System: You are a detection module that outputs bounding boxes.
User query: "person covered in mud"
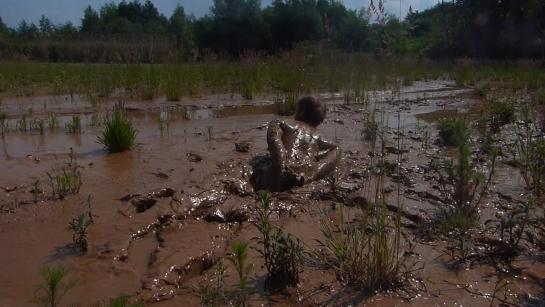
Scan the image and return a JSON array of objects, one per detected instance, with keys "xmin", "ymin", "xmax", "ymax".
[{"xmin": 252, "ymin": 96, "xmax": 341, "ymax": 192}]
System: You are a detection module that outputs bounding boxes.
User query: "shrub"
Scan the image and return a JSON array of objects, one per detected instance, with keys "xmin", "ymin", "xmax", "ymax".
[
  {"xmin": 98, "ymin": 103, "xmax": 137, "ymax": 153},
  {"xmin": 437, "ymin": 117, "xmax": 470, "ymax": 146}
]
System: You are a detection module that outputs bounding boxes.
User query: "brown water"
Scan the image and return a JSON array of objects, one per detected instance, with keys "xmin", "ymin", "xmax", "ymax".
[{"xmin": 0, "ymin": 80, "xmax": 542, "ymax": 306}]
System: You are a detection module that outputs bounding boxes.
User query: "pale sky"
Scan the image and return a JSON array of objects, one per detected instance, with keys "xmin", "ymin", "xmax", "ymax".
[{"xmin": 0, "ymin": 0, "xmax": 438, "ymax": 28}]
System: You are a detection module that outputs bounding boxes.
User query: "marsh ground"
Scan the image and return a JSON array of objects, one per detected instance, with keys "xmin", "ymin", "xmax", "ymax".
[{"xmin": 0, "ymin": 79, "xmax": 544, "ymax": 306}]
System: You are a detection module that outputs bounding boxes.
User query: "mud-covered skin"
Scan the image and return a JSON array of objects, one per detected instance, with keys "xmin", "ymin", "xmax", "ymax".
[{"xmin": 264, "ymin": 119, "xmax": 340, "ymax": 191}]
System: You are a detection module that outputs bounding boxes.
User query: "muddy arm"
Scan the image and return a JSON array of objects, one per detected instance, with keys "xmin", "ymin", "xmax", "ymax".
[
  {"xmin": 267, "ymin": 120, "xmax": 287, "ymax": 170},
  {"xmin": 310, "ymin": 145, "xmax": 341, "ymax": 182}
]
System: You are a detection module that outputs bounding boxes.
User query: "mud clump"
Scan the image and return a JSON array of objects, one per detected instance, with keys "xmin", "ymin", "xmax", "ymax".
[
  {"xmin": 187, "ymin": 152, "xmax": 203, "ymax": 162},
  {"xmin": 235, "ymin": 141, "xmax": 251, "ymax": 153},
  {"xmin": 132, "ymin": 197, "xmax": 157, "ymax": 213}
]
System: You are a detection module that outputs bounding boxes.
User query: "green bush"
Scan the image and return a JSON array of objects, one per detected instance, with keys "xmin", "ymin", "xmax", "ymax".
[
  {"xmin": 98, "ymin": 103, "xmax": 137, "ymax": 153},
  {"xmin": 489, "ymin": 101, "xmax": 515, "ymax": 133},
  {"xmin": 437, "ymin": 117, "xmax": 469, "ymax": 146}
]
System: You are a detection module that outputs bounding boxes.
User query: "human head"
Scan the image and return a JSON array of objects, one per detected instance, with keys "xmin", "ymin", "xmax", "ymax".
[{"xmin": 294, "ymin": 96, "xmax": 326, "ymax": 127}]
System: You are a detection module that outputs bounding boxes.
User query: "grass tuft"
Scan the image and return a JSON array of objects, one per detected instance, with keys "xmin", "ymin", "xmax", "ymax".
[{"xmin": 98, "ymin": 103, "xmax": 137, "ymax": 153}]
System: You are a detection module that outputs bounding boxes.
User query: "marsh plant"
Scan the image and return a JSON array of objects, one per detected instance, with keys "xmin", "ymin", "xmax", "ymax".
[
  {"xmin": 487, "ymin": 100, "xmax": 515, "ymax": 133},
  {"xmin": 317, "ymin": 200, "xmax": 410, "ymax": 291},
  {"xmin": 255, "ymin": 192, "xmax": 305, "ymax": 290},
  {"xmin": 107, "ymin": 296, "xmax": 144, "ymax": 307},
  {"xmin": 0, "ymin": 112, "xmax": 7, "ymax": 136},
  {"xmin": 515, "ymin": 106, "xmax": 545, "ymax": 196},
  {"xmin": 436, "ymin": 130, "xmax": 498, "ymax": 260},
  {"xmin": 485, "ymin": 201, "xmax": 532, "ymax": 259},
  {"xmin": 46, "ymin": 164, "xmax": 82, "ymax": 199},
  {"xmin": 32, "ymin": 265, "xmax": 75, "ymax": 307},
  {"xmin": 68, "ymin": 211, "xmax": 93, "ymax": 253},
  {"xmin": 31, "ymin": 119, "xmax": 45, "ymax": 135},
  {"xmin": 199, "ymin": 261, "xmax": 228, "ymax": 307},
  {"xmin": 437, "ymin": 117, "xmax": 470, "ymax": 147},
  {"xmin": 65, "ymin": 115, "xmax": 81, "ymax": 133},
  {"xmin": 274, "ymin": 92, "xmax": 298, "ymax": 116},
  {"xmin": 228, "ymin": 242, "xmax": 254, "ymax": 306},
  {"xmin": 98, "ymin": 103, "xmax": 137, "ymax": 153},
  {"xmin": 17, "ymin": 113, "xmax": 29, "ymax": 132},
  {"xmin": 47, "ymin": 113, "xmax": 59, "ymax": 130}
]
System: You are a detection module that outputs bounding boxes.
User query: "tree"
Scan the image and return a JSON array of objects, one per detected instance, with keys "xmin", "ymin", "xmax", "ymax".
[
  {"xmin": 168, "ymin": 5, "xmax": 194, "ymax": 56},
  {"xmin": 39, "ymin": 15, "xmax": 55, "ymax": 36},
  {"xmin": 81, "ymin": 6, "xmax": 100, "ymax": 32}
]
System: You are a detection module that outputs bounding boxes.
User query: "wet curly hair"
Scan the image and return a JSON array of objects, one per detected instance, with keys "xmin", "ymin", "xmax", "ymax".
[{"xmin": 294, "ymin": 96, "xmax": 326, "ymax": 127}]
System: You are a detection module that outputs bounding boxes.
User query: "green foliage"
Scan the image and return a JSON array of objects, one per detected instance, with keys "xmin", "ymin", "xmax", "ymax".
[
  {"xmin": 274, "ymin": 92, "xmax": 298, "ymax": 116},
  {"xmin": 107, "ymin": 295, "xmax": 144, "ymax": 307},
  {"xmin": 488, "ymin": 101, "xmax": 515, "ymax": 133},
  {"xmin": 533, "ymin": 88, "xmax": 545, "ymax": 105},
  {"xmin": 515, "ymin": 107, "xmax": 545, "ymax": 196},
  {"xmin": 437, "ymin": 117, "xmax": 470, "ymax": 147},
  {"xmin": 32, "ymin": 265, "xmax": 75, "ymax": 307},
  {"xmin": 46, "ymin": 164, "xmax": 82, "ymax": 199},
  {"xmin": 65, "ymin": 115, "xmax": 81, "ymax": 133},
  {"xmin": 68, "ymin": 211, "xmax": 93, "ymax": 253},
  {"xmin": 47, "ymin": 113, "xmax": 59, "ymax": 130},
  {"xmin": 98, "ymin": 103, "xmax": 137, "ymax": 153},
  {"xmin": 199, "ymin": 261, "xmax": 228, "ymax": 307},
  {"xmin": 436, "ymin": 138, "xmax": 498, "ymax": 260},
  {"xmin": 485, "ymin": 201, "xmax": 532, "ymax": 257},
  {"xmin": 0, "ymin": 112, "xmax": 7, "ymax": 136},
  {"xmin": 228, "ymin": 242, "xmax": 253, "ymax": 306},
  {"xmin": 17, "ymin": 113, "xmax": 29, "ymax": 132},
  {"xmin": 255, "ymin": 192, "xmax": 304, "ymax": 290},
  {"xmin": 317, "ymin": 203, "xmax": 409, "ymax": 291}
]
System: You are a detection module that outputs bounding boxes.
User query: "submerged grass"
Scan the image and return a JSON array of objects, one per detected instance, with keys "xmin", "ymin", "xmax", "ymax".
[{"xmin": 98, "ymin": 103, "xmax": 137, "ymax": 153}]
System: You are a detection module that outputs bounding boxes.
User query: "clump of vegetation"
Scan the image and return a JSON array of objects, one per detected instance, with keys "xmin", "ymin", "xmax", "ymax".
[
  {"xmin": 317, "ymin": 203, "xmax": 410, "ymax": 291},
  {"xmin": 515, "ymin": 106, "xmax": 545, "ymax": 196},
  {"xmin": 65, "ymin": 115, "xmax": 81, "ymax": 133},
  {"xmin": 255, "ymin": 192, "xmax": 305, "ymax": 290},
  {"xmin": 228, "ymin": 242, "xmax": 254, "ymax": 306},
  {"xmin": 46, "ymin": 165, "xmax": 82, "ymax": 199},
  {"xmin": 107, "ymin": 296, "xmax": 144, "ymax": 307},
  {"xmin": 199, "ymin": 261, "xmax": 228, "ymax": 307},
  {"xmin": 436, "ymin": 133, "xmax": 498, "ymax": 261},
  {"xmin": 533, "ymin": 88, "xmax": 545, "ymax": 105},
  {"xmin": 488, "ymin": 100, "xmax": 515, "ymax": 133},
  {"xmin": 362, "ymin": 110, "xmax": 379, "ymax": 144},
  {"xmin": 68, "ymin": 211, "xmax": 93, "ymax": 253},
  {"xmin": 98, "ymin": 103, "xmax": 137, "ymax": 153},
  {"xmin": 32, "ymin": 265, "xmax": 75, "ymax": 307},
  {"xmin": 437, "ymin": 117, "xmax": 470, "ymax": 147},
  {"xmin": 274, "ymin": 92, "xmax": 298, "ymax": 116},
  {"xmin": 0, "ymin": 112, "xmax": 7, "ymax": 136},
  {"xmin": 17, "ymin": 113, "xmax": 29, "ymax": 132},
  {"xmin": 47, "ymin": 113, "xmax": 59, "ymax": 130},
  {"xmin": 31, "ymin": 119, "xmax": 45, "ymax": 135},
  {"xmin": 485, "ymin": 201, "xmax": 532, "ymax": 260}
]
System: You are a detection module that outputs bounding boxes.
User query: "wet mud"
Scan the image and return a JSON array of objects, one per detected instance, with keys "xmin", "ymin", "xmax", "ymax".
[{"xmin": 0, "ymin": 80, "xmax": 544, "ymax": 306}]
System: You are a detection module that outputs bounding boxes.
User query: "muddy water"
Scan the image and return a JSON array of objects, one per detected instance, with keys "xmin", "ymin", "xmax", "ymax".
[{"xmin": 0, "ymin": 80, "xmax": 543, "ymax": 306}]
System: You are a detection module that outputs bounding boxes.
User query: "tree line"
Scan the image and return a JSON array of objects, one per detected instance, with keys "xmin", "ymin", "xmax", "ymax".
[{"xmin": 0, "ymin": 0, "xmax": 543, "ymax": 63}]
